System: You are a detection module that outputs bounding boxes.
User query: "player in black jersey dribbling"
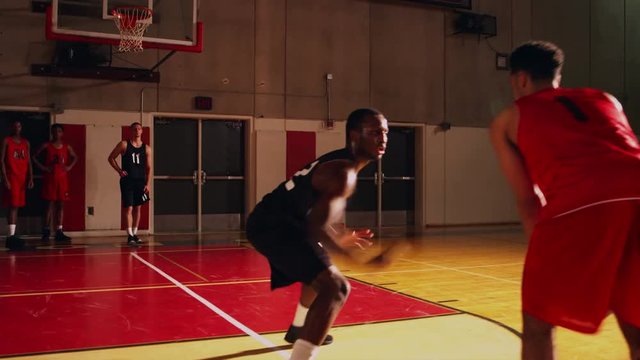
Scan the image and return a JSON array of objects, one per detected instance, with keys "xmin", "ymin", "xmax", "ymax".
[
  {"xmin": 247, "ymin": 108, "xmax": 388, "ymax": 360},
  {"xmin": 108, "ymin": 122, "xmax": 152, "ymax": 246}
]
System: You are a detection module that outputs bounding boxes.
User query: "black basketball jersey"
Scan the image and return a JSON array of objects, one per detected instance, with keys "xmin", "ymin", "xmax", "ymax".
[
  {"xmin": 122, "ymin": 141, "xmax": 147, "ymax": 179},
  {"xmin": 252, "ymin": 148, "xmax": 354, "ymax": 224}
]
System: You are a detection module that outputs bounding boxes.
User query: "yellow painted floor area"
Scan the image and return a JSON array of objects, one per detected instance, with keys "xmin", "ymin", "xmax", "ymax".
[
  {"xmin": 8, "ymin": 227, "xmax": 631, "ymax": 359},
  {"xmin": 19, "ymin": 316, "xmax": 519, "ymax": 360}
]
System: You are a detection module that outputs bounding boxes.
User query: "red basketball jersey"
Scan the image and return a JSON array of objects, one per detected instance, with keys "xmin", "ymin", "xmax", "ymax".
[
  {"xmin": 44, "ymin": 143, "xmax": 69, "ymax": 177},
  {"xmin": 4, "ymin": 136, "xmax": 29, "ymax": 178},
  {"xmin": 516, "ymin": 87, "xmax": 640, "ymax": 220}
]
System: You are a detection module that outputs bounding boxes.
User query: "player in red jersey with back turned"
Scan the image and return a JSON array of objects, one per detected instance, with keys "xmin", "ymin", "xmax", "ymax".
[{"xmin": 491, "ymin": 41, "xmax": 640, "ymax": 359}]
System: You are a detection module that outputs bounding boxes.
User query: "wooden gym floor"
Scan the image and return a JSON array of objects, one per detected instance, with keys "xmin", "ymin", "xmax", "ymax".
[{"xmin": 0, "ymin": 227, "xmax": 629, "ymax": 360}]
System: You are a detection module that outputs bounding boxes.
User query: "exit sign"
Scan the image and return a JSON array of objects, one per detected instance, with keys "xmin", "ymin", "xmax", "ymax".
[{"xmin": 194, "ymin": 96, "xmax": 213, "ymax": 110}]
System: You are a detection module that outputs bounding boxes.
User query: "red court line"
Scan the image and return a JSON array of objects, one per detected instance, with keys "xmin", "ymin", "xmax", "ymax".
[{"xmin": 0, "ymin": 280, "xmax": 456, "ymax": 357}]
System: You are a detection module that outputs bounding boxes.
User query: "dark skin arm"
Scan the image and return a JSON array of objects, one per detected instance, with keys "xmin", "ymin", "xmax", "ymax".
[
  {"xmin": 26, "ymin": 141, "xmax": 34, "ymax": 189},
  {"xmin": 1, "ymin": 138, "xmax": 9, "ymax": 189},
  {"xmin": 65, "ymin": 145, "xmax": 78, "ymax": 172},
  {"xmin": 307, "ymin": 160, "xmax": 373, "ymax": 252},
  {"xmin": 32, "ymin": 143, "xmax": 50, "ymax": 173}
]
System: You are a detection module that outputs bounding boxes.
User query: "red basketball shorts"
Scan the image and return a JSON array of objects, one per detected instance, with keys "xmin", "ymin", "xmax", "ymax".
[
  {"xmin": 523, "ymin": 200, "xmax": 640, "ymax": 333},
  {"xmin": 2, "ymin": 176, "xmax": 26, "ymax": 208},
  {"xmin": 42, "ymin": 174, "xmax": 69, "ymax": 201}
]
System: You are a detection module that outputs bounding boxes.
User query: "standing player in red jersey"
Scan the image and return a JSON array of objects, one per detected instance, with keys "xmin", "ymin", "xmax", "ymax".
[
  {"xmin": 33, "ymin": 124, "xmax": 78, "ymax": 244},
  {"xmin": 491, "ymin": 41, "xmax": 640, "ymax": 359},
  {"xmin": 1, "ymin": 119, "xmax": 34, "ymax": 251}
]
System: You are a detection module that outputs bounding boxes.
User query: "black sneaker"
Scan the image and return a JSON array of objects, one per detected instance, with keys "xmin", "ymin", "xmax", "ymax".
[
  {"xmin": 133, "ymin": 235, "xmax": 143, "ymax": 245},
  {"xmin": 127, "ymin": 235, "xmax": 139, "ymax": 247},
  {"xmin": 54, "ymin": 230, "xmax": 72, "ymax": 244},
  {"xmin": 284, "ymin": 325, "xmax": 333, "ymax": 346},
  {"xmin": 41, "ymin": 228, "xmax": 51, "ymax": 244},
  {"xmin": 6, "ymin": 235, "xmax": 34, "ymax": 251}
]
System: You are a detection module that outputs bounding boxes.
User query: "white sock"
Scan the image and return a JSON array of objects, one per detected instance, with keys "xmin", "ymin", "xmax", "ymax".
[
  {"xmin": 289, "ymin": 339, "xmax": 319, "ymax": 360},
  {"xmin": 133, "ymin": 227, "xmax": 138, "ymax": 235},
  {"xmin": 292, "ymin": 303, "xmax": 309, "ymax": 327},
  {"xmin": 127, "ymin": 227, "xmax": 133, "ymax": 236},
  {"xmin": 8, "ymin": 224, "xmax": 16, "ymax": 236}
]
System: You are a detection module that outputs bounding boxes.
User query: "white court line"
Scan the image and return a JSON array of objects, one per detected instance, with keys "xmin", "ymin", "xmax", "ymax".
[
  {"xmin": 399, "ymin": 258, "xmax": 521, "ymax": 285},
  {"xmin": 131, "ymin": 252, "xmax": 289, "ymax": 359}
]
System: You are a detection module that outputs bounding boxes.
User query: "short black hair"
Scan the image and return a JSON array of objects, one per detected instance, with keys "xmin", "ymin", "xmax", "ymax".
[
  {"xmin": 130, "ymin": 122, "xmax": 142, "ymax": 128},
  {"xmin": 509, "ymin": 41, "xmax": 564, "ymax": 81},
  {"xmin": 346, "ymin": 108, "xmax": 383, "ymax": 143},
  {"xmin": 51, "ymin": 123, "xmax": 64, "ymax": 132}
]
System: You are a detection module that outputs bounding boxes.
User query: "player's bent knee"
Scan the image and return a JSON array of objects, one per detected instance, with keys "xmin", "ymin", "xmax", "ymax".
[
  {"xmin": 336, "ymin": 277, "xmax": 351, "ymax": 303},
  {"xmin": 313, "ymin": 271, "xmax": 351, "ymax": 304}
]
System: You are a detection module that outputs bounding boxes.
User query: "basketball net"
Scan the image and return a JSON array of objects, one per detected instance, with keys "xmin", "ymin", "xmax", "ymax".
[{"xmin": 112, "ymin": 6, "xmax": 153, "ymax": 52}]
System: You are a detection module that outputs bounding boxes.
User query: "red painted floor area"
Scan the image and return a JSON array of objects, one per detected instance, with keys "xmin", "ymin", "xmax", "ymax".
[
  {"xmin": 0, "ymin": 246, "xmax": 457, "ymax": 357},
  {"xmin": 0, "ymin": 251, "xmax": 203, "ymax": 294},
  {"xmin": 158, "ymin": 247, "xmax": 271, "ymax": 281}
]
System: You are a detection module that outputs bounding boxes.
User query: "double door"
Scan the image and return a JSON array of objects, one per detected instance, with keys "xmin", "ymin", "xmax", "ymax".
[{"xmin": 153, "ymin": 117, "xmax": 245, "ymax": 233}]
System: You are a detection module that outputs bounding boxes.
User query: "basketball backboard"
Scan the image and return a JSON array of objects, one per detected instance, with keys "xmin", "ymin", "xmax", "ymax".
[{"xmin": 46, "ymin": 0, "xmax": 202, "ymax": 52}]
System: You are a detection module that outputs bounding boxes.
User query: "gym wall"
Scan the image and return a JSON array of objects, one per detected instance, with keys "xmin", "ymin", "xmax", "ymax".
[{"xmin": 0, "ymin": 0, "xmax": 632, "ymax": 231}]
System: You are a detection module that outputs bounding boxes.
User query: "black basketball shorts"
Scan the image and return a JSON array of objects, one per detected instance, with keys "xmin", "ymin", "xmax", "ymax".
[
  {"xmin": 120, "ymin": 177, "xmax": 149, "ymax": 208},
  {"xmin": 246, "ymin": 211, "xmax": 331, "ymax": 290}
]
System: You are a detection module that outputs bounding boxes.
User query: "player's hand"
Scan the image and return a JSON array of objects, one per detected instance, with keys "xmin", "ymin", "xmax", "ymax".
[
  {"xmin": 353, "ymin": 228, "xmax": 374, "ymax": 240},
  {"xmin": 144, "ymin": 184, "xmax": 150, "ymax": 194},
  {"xmin": 338, "ymin": 230, "xmax": 374, "ymax": 250},
  {"xmin": 4, "ymin": 179, "xmax": 10, "ymax": 190},
  {"xmin": 28, "ymin": 179, "xmax": 34, "ymax": 189},
  {"xmin": 119, "ymin": 170, "xmax": 128, "ymax": 177}
]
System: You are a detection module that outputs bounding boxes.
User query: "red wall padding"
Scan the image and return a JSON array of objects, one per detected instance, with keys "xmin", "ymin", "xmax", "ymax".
[
  {"xmin": 61, "ymin": 124, "xmax": 86, "ymax": 231},
  {"xmin": 120, "ymin": 126, "xmax": 150, "ymax": 231},
  {"xmin": 286, "ymin": 131, "xmax": 316, "ymax": 179}
]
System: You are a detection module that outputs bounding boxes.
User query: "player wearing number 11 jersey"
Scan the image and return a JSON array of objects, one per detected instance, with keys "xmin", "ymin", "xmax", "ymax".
[
  {"xmin": 491, "ymin": 41, "xmax": 640, "ymax": 359},
  {"xmin": 108, "ymin": 122, "xmax": 152, "ymax": 247},
  {"xmin": 247, "ymin": 108, "xmax": 388, "ymax": 360}
]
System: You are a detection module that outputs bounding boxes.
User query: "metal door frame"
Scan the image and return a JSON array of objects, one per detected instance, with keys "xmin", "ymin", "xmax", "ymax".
[
  {"xmin": 150, "ymin": 113, "xmax": 252, "ymax": 234},
  {"xmin": 381, "ymin": 122, "xmax": 425, "ymax": 228}
]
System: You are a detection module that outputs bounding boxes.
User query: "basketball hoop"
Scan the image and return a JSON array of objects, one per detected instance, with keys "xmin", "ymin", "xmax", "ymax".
[{"xmin": 112, "ymin": 6, "xmax": 153, "ymax": 53}]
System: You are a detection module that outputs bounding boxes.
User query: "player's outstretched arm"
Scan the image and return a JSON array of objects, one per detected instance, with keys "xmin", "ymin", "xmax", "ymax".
[
  {"xmin": 32, "ymin": 143, "xmax": 49, "ymax": 173},
  {"xmin": 490, "ymin": 106, "xmax": 540, "ymax": 238},
  {"xmin": 107, "ymin": 141, "xmax": 127, "ymax": 177}
]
